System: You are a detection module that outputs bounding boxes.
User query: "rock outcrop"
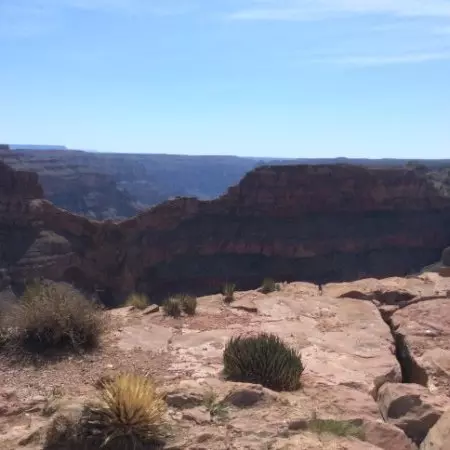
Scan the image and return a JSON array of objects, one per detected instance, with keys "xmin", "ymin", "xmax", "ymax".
[
  {"xmin": 0, "ymin": 283, "xmax": 424, "ymax": 450},
  {"xmin": 4, "ymin": 276, "xmax": 450, "ymax": 449},
  {"xmin": 2, "ymin": 161, "xmax": 450, "ymax": 304}
]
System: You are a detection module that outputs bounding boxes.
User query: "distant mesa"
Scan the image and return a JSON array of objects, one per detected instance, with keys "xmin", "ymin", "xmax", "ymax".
[{"xmin": 9, "ymin": 144, "xmax": 68, "ymax": 151}]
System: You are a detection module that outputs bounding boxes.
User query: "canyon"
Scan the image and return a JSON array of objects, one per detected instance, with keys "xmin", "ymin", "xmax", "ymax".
[
  {"xmin": 2, "ymin": 158, "xmax": 450, "ymax": 449},
  {"xmin": 3, "ymin": 145, "xmax": 450, "ymax": 220},
  {"xmin": 1, "ymin": 160, "xmax": 450, "ymax": 305}
]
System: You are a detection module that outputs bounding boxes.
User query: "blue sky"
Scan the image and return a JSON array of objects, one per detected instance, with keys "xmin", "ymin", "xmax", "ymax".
[{"xmin": 1, "ymin": 0, "xmax": 449, "ymax": 158}]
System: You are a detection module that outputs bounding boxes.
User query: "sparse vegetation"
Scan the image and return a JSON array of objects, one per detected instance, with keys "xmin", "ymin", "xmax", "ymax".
[
  {"xmin": 223, "ymin": 332, "xmax": 303, "ymax": 392},
  {"xmin": 222, "ymin": 282, "xmax": 236, "ymax": 303},
  {"xmin": 260, "ymin": 278, "xmax": 280, "ymax": 294},
  {"xmin": 6, "ymin": 281, "xmax": 104, "ymax": 354},
  {"xmin": 162, "ymin": 297, "xmax": 182, "ymax": 318},
  {"xmin": 203, "ymin": 390, "xmax": 229, "ymax": 421},
  {"xmin": 179, "ymin": 294, "xmax": 197, "ymax": 316},
  {"xmin": 124, "ymin": 293, "xmax": 150, "ymax": 310},
  {"xmin": 45, "ymin": 374, "xmax": 167, "ymax": 450},
  {"xmin": 308, "ymin": 416, "xmax": 365, "ymax": 440},
  {"xmin": 85, "ymin": 373, "xmax": 166, "ymax": 448}
]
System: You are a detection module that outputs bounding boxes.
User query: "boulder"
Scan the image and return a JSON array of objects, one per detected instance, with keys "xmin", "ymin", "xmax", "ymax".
[
  {"xmin": 420, "ymin": 408, "xmax": 450, "ymax": 450},
  {"xmin": 378, "ymin": 383, "xmax": 447, "ymax": 444}
]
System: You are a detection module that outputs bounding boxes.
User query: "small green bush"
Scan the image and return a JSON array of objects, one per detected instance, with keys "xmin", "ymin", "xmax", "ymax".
[
  {"xmin": 222, "ymin": 283, "xmax": 236, "ymax": 303},
  {"xmin": 179, "ymin": 294, "xmax": 197, "ymax": 316},
  {"xmin": 260, "ymin": 278, "xmax": 280, "ymax": 294},
  {"xmin": 8, "ymin": 281, "xmax": 104, "ymax": 354},
  {"xmin": 308, "ymin": 417, "xmax": 365, "ymax": 440},
  {"xmin": 124, "ymin": 293, "xmax": 149, "ymax": 310},
  {"xmin": 223, "ymin": 333, "xmax": 303, "ymax": 391},
  {"xmin": 162, "ymin": 297, "xmax": 182, "ymax": 318},
  {"xmin": 203, "ymin": 391, "xmax": 228, "ymax": 421}
]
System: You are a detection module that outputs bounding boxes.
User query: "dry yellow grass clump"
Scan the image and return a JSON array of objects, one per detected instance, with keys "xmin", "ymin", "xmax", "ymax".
[
  {"xmin": 85, "ymin": 373, "xmax": 167, "ymax": 448},
  {"xmin": 45, "ymin": 373, "xmax": 167, "ymax": 450}
]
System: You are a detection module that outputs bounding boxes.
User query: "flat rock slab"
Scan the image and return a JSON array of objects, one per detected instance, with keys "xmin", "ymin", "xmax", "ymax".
[
  {"xmin": 254, "ymin": 294, "xmax": 401, "ymax": 396},
  {"xmin": 168, "ymin": 329, "xmax": 235, "ymax": 378},
  {"xmin": 116, "ymin": 324, "xmax": 173, "ymax": 352}
]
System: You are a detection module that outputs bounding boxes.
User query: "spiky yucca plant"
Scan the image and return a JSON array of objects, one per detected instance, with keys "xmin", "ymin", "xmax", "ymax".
[
  {"xmin": 223, "ymin": 333, "xmax": 303, "ymax": 392},
  {"xmin": 162, "ymin": 297, "xmax": 182, "ymax": 318},
  {"xmin": 222, "ymin": 283, "xmax": 236, "ymax": 303},
  {"xmin": 85, "ymin": 374, "xmax": 167, "ymax": 449},
  {"xmin": 178, "ymin": 294, "xmax": 197, "ymax": 316},
  {"xmin": 124, "ymin": 293, "xmax": 150, "ymax": 310}
]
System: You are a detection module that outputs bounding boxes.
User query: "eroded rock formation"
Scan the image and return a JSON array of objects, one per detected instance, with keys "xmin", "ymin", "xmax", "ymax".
[{"xmin": 2, "ymin": 161, "xmax": 450, "ymax": 304}]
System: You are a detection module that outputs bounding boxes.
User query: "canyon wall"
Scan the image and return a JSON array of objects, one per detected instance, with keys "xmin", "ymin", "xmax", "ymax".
[{"xmin": 1, "ymin": 161, "xmax": 450, "ymax": 305}]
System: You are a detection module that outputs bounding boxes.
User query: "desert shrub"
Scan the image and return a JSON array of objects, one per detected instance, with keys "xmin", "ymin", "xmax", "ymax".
[
  {"xmin": 203, "ymin": 390, "xmax": 228, "ymax": 421},
  {"xmin": 260, "ymin": 278, "xmax": 280, "ymax": 294},
  {"xmin": 8, "ymin": 281, "xmax": 103, "ymax": 353},
  {"xmin": 223, "ymin": 333, "xmax": 303, "ymax": 391},
  {"xmin": 178, "ymin": 294, "xmax": 197, "ymax": 316},
  {"xmin": 44, "ymin": 374, "xmax": 167, "ymax": 450},
  {"xmin": 222, "ymin": 283, "xmax": 236, "ymax": 303},
  {"xmin": 162, "ymin": 297, "xmax": 181, "ymax": 318},
  {"xmin": 124, "ymin": 293, "xmax": 149, "ymax": 310},
  {"xmin": 308, "ymin": 417, "xmax": 365, "ymax": 440}
]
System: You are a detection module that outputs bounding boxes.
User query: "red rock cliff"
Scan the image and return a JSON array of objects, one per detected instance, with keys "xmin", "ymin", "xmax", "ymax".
[{"xmin": 1, "ymin": 161, "xmax": 450, "ymax": 304}]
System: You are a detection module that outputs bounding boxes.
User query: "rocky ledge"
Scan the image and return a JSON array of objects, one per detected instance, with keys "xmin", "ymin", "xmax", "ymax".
[
  {"xmin": 1, "ymin": 274, "xmax": 450, "ymax": 449},
  {"xmin": 2, "ymin": 161, "xmax": 450, "ymax": 304}
]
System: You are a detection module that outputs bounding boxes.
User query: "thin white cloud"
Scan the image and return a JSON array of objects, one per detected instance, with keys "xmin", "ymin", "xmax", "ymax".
[
  {"xmin": 231, "ymin": 0, "xmax": 450, "ymax": 21},
  {"xmin": 0, "ymin": 0, "xmax": 199, "ymax": 38},
  {"xmin": 317, "ymin": 51, "xmax": 450, "ymax": 67}
]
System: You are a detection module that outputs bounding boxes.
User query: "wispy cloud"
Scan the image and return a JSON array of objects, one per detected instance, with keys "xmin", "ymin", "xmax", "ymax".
[
  {"xmin": 231, "ymin": 0, "xmax": 450, "ymax": 21},
  {"xmin": 316, "ymin": 51, "xmax": 450, "ymax": 67},
  {"xmin": 0, "ymin": 0, "xmax": 199, "ymax": 38}
]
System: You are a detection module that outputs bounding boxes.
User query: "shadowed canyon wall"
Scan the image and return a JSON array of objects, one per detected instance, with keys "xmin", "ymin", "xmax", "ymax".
[{"xmin": 1, "ymin": 161, "xmax": 450, "ymax": 304}]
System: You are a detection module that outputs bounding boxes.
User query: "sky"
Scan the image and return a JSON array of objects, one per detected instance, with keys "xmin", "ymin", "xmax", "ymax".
[{"xmin": 0, "ymin": 0, "xmax": 449, "ymax": 158}]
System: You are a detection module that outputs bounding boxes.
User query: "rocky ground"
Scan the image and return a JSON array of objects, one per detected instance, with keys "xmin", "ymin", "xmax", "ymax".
[{"xmin": 1, "ymin": 273, "xmax": 450, "ymax": 449}]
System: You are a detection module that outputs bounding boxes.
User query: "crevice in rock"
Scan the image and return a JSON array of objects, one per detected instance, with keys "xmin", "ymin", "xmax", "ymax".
[
  {"xmin": 377, "ymin": 306, "xmax": 428, "ymax": 387},
  {"xmin": 393, "ymin": 331, "xmax": 428, "ymax": 386}
]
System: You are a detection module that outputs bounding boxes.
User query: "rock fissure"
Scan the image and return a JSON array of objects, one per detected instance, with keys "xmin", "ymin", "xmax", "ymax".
[{"xmin": 375, "ymin": 303, "xmax": 428, "ymax": 387}]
